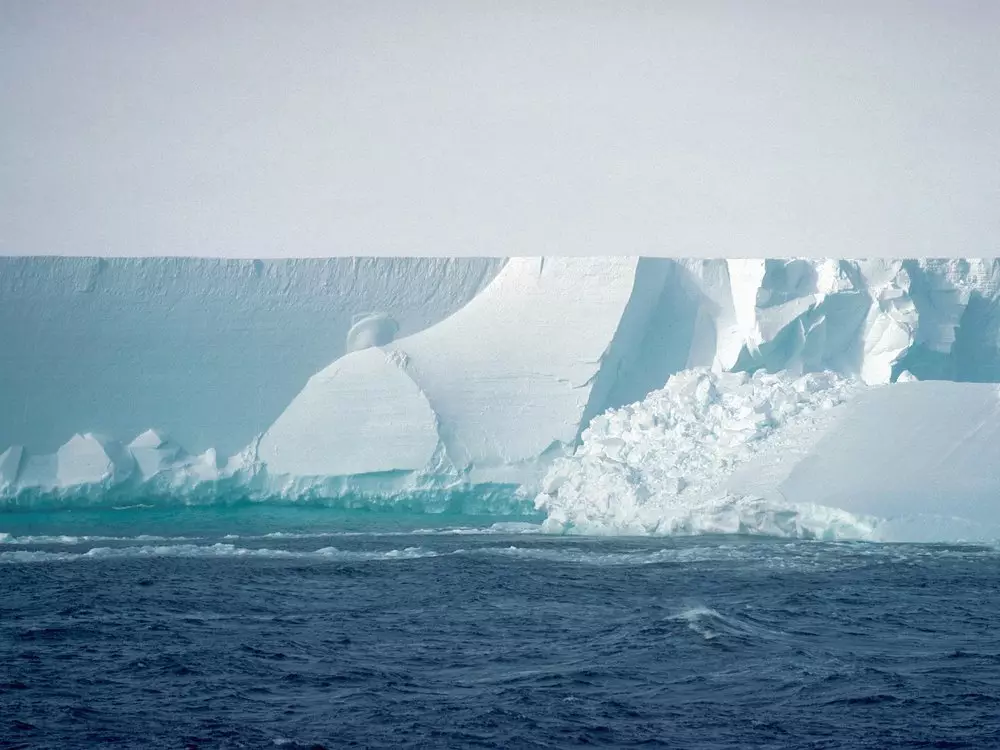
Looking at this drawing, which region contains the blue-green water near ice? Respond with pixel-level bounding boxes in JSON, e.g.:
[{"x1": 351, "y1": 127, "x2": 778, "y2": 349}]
[{"x1": 3, "y1": 498, "x2": 1000, "y2": 749}]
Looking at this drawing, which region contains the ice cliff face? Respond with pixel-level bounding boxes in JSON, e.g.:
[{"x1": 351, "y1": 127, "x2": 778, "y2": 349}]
[
  {"x1": 257, "y1": 256, "x2": 1000, "y2": 485},
  {"x1": 4, "y1": 256, "x2": 1000, "y2": 536},
  {"x1": 647, "y1": 258, "x2": 1000, "y2": 385},
  {"x1": 0, "y1": 256, "x2": 504, "y2": 455},
  {"x1": 259, "y1": 257, "x2": 668, "y2": 485}
]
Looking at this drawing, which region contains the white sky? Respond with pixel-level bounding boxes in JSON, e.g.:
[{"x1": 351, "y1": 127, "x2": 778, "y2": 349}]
[{"x1": 1, "y1": 0, "x2": 998, "y2": 258}]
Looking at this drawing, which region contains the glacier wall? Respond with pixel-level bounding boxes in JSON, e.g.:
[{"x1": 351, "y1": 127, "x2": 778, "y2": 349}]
[
  {"x1": 0, "y1": 257, "x2": 503, "y2": 455},
  {"x1": 259, "y1": 256, "x2": 1000, "y2": 489},
  {"x1": 4, "y1": 255, "x2": 1000, "y2": 538}
]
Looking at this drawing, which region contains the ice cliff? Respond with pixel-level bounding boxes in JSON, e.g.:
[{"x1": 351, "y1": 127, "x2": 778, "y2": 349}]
[
  {"x1": 258, "y1": 256, "x2": 1000, "y2": 485},
  {"x1": 0, "y1": 256, "x2": 503, "y2": 455},
  {"x1": 258, "y1": 257, "x2": 668, "y2": 486},
  {"x1": 4, "y1": 256, "x2": 1000, "y2": 539}
]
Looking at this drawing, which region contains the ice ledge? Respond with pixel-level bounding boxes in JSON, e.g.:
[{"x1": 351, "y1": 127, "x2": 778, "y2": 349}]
[
  {"x1": 0, "y1": 427, "x2": 513, "y2": 510},
  {"x1": 5, "y1": 372, "x2": 1000, "y2": 545}
]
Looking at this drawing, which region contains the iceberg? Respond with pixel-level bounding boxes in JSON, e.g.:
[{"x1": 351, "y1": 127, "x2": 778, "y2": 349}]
[{"x1": 4, "y1": 256, "x2": 1000, "y2": 540}]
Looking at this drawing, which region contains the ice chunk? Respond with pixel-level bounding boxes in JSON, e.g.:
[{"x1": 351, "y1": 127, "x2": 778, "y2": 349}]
[
  {"x1": 56, "y1": 433, "x2": 133, "y2": 488},
  {"x1": 10, "y1": 434, "x2": 135, "y2": 492},
  {"x1": 128, "y1": 429, "x2": 187, "y2": 480},
  {"x1": 729, "y1": 381, "x2": 1000, "y2": 532},
  {"x1": 345, "y1": 312, "x2": 399, "y2": 352},
  {"x1": 16, "y1": 452, "x2": 58, "y2": 490},
  {"x1": 189, "y1": 448, "x2": 222, "y2": 481}
]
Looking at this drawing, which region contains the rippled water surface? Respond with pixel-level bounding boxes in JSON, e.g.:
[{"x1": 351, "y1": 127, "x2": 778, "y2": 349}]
[{"x1": 3, "y1": 504, "x2": 1000, "y2": 748}]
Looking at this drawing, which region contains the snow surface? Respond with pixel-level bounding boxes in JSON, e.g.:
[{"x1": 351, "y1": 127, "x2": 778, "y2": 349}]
[{"x1": 5, "y1": 256, "x2": 1000, "y2": 541}]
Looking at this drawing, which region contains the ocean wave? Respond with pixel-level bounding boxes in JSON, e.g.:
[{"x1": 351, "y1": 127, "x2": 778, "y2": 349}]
[
  {"x1": 0, "y1": 533, "x2": 197, "y2": 545},
  {"x1": 538, "y1": 494, "x2": 882, "y2": 541},
  {"x1": 221, "y1": 522, "x2": 545, "y2": 542},
  {"x1": 0, "y1": 543, "x2": 441, "y2": 564}
]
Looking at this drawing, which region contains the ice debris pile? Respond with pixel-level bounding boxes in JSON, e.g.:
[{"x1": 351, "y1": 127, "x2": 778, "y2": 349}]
[{"x1": 535, "y1": 368, "x2": 875, "y2": 538}]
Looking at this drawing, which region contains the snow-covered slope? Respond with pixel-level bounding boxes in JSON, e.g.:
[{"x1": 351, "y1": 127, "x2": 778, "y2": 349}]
[
  {"x1": 4, "y1": 256, "x2": 1000, "y2": 541},
  {"x1": 259, "y1": 257, "x2": 676, "y2": 486}
]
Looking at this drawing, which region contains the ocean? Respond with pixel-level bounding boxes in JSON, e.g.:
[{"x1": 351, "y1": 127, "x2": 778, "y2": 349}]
[{"x1": 3, "y1": 500, "x2": 1000, "y2": 749}]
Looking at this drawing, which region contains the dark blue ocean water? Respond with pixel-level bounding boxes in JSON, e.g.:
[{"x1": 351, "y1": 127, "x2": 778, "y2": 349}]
[{"x1": 3, "y1": 503, "x2": 1000, "y2": 749}]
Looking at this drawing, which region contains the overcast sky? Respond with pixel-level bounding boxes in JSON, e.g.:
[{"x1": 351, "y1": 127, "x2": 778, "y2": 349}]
[{"x1": 2, "y1": 1, "x2": 998, "y2": 258}]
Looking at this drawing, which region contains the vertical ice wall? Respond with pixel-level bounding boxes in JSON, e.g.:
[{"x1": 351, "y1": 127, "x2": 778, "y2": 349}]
[
  {"x1": 666, "y1": 258, "x2": 1000, "y2": 385},
  {"x1": 0, "y1": 257, "x2": 503, "y2": 455}
]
